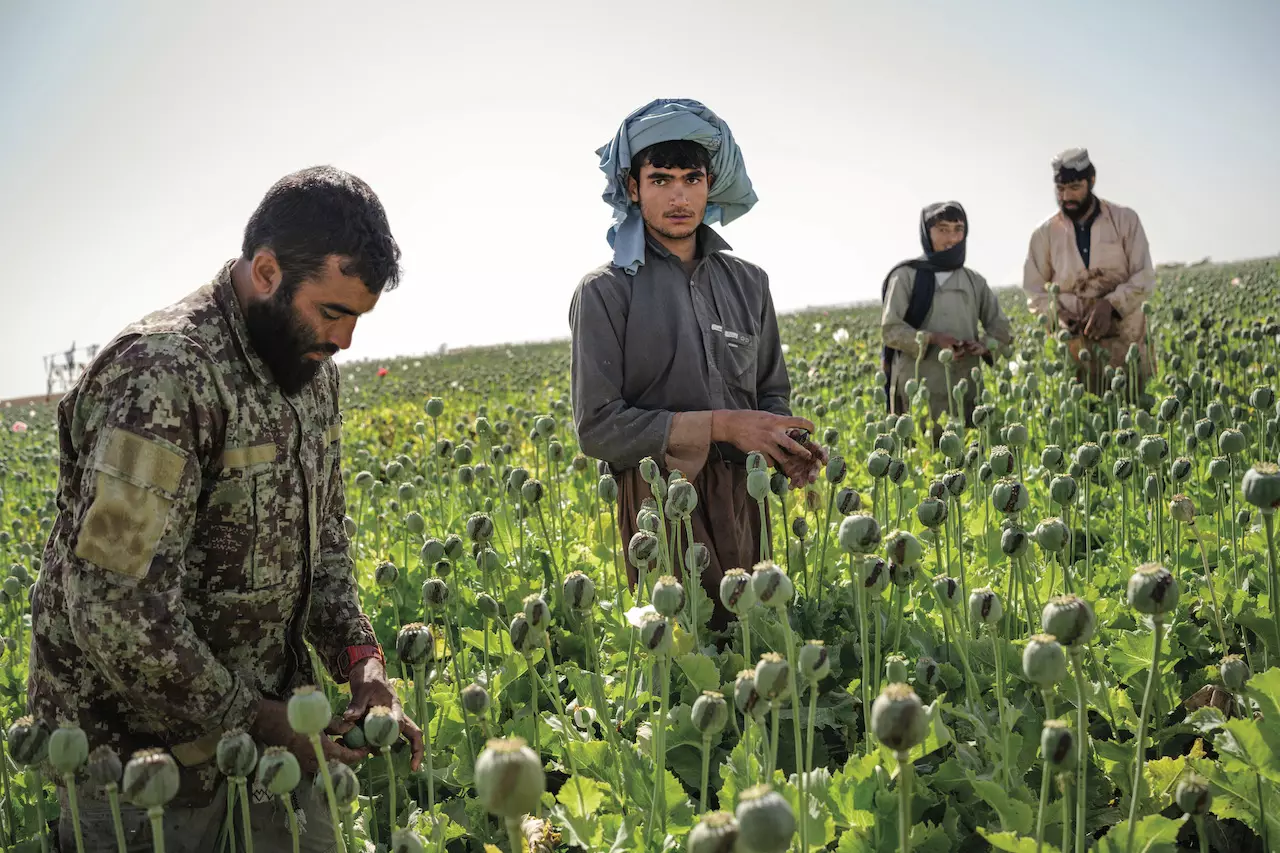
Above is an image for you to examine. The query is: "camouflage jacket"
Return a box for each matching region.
[28,261,376,804]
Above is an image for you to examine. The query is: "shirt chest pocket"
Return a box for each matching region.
[197,443,287,591]
[714,324,758,393]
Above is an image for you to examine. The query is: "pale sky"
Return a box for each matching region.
[2,0,1277,400]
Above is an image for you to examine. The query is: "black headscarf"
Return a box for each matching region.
[880,202,969,408]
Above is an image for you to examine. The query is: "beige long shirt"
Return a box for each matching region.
[881,265,1012,423]
[1022,198,1154,363]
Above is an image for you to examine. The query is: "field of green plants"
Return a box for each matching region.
[1,257,1279,853]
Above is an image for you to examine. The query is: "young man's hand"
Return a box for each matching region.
[931,332,961,351]
[712,411,815,469]
[250,698,368,774]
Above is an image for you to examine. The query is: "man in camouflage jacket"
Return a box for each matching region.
[28,166,423,851]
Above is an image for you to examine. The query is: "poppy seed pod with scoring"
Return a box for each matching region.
[734,670,767,723]
[523,593,551,630]
[885,529,924,566]
[1195,418,1215,442]
[791,517,809,539]
[992,478,1030,514]
[686,542,711,575]
[1127,563,1180,617]
[652,576,687,617]
[769,471,788,498]
[875,433,898,455]
[477,593,500,622]
[461,683,491,717]
[887,458,908,486]
[834,487,861,516]
[1158,396,1181,423]
[754,653,792,701]
[1040,720,1076,770]
[509,614,543,656]
[1041,445,1066,473]
[1033,517,1070,553]
[287,686,332,736]
[931,575,961,608]
[443,534,465,562]
[939,431,963,461]
[1075,443,1102,470]
[1041,595,1097,647]
[692,691,730,736]
[396,622,435,667]
[1170,457,1193,484]
[640,613,674,655]
[362,706,400,750]
[871,684,929,752]
[720,568,757,615]
[867,449,892,479]
[422,578,450,609]
[475,737,545,820]
[746,452,767,474]
[858,555,890,595]
[1113,457,1135,482]
[7,717,48,767]
[798,640,831,682]
[989,446,1015,478]
[87,745,123,791]
[391,830,427,853]
[420,538,446,564]
[839,513,882,553]
[687,811,739,853]
[1022,634,1067,687]
[1006,423,1029,448]
[123,749,181,809]
[944,470,967,497]
[915,656,941,688]
[1243,463,1280,511]
[1220,654,1251,692]
[520,478,545,505]
[894,415,914,440]
[465,512,494,544]
[1138,434,1170,468]
[1001,525,1030,558]
[375,561,399,589]
[667,478,698,517]
[889,561,916,589]
[563,571,596,612]
[1143,474,1161,503]
[215,728,257,779]
[751,562,794,609]
[916,497,948,529]
[425,398,444,419]
[969,587,1003,627]
[628,530,660,569]
[825,456,848,484]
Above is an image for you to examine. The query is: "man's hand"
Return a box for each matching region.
[931,333,961,352]
[250,698,368,774]
[959,340,990,359]
[712,411,815,469]
[779,440,827,489]
[332,657,426,773]
[1083,300,1117,339]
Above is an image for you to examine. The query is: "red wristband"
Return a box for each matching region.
[342,644,385,679]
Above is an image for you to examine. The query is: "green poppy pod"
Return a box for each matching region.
[1041,595,1096,646]
[1220,654,1251,692]
[1023,634,1067,686]
[123,749,181,809]
[1001,525,1030,558]
[870,684,929,752]
[839,513,882,553]
[1169,457,1193,484]
[1218,429,1247,456]
[1243,463,1280,511]
[1040,721,1075,770]
[992,478,1030,514]
[989,446,1015,478]
[751,562,795,609]
[1075,443,1102,470]
[969,587,1003,626]
[867,449,892,479]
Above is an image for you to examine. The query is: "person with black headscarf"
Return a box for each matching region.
[881,201,1013,427]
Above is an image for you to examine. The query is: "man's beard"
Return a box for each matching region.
[1060,191,1097,222]
[243,288,337,395]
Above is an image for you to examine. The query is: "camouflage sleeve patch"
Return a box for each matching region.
[74,472,172,579]
[75,427,189,578]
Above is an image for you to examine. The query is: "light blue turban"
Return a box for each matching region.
[596,98,758,276]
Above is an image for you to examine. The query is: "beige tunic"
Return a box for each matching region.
[1022,198,1155,390]
[881,266,1013,426]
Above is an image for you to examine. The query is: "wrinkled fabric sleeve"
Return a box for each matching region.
[63,336,260,746]
[881,268,928,357]
[1023,225,1055,318]
[755,273,792,418]
[1105,209,1155,318]
[569,273,675,470]
[308,366,378,682]
[974,273,1014,347]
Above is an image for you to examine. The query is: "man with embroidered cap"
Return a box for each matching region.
[569,99,824,628]
[881,201,1012,428]
[1023,147,1155,394]
[28,166,424,851]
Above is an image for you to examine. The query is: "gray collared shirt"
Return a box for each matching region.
[569,226,791,471]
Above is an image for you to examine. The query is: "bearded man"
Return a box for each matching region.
[29,166,423,852]
[1023,147,1155,394]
